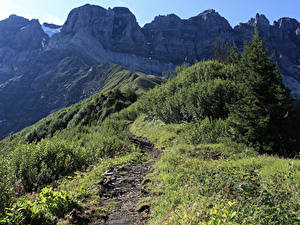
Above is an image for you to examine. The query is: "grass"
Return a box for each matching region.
[56,149,147,224]
[1,145,148,224]
[130,115,300,225]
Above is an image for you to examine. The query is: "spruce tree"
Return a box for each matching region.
[228,29,293,155]
[214,39,223,62]
[227,44,241,64]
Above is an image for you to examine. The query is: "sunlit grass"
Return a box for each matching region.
[131,115,300,225]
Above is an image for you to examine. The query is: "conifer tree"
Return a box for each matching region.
[228,29,293,155]
[227,44,241,64]
[225,42,231,61]
[214,39,223,62]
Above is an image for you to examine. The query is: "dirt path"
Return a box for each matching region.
[92,136,159,225]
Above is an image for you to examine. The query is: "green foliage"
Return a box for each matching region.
[226,44,242,64]
[138,32,297,156]
[0,87,140,214]
[38,187,78,218]
[214,39,223,62]
[0,187,78,225]
[0,162,13,215]
[228,31,294,155]
[139,61,238,123]
[130,116,300,225]
[162,162,299,225]
[19,89,137,143]
[183,117,229,145]
[10,139,86,192]
[0,117,134,216]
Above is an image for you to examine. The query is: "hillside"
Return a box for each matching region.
[0,61,160,139]
[0,34,299,224]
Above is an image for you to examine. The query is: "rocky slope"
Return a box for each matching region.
[48,5,300,79]
[0,4,300,138]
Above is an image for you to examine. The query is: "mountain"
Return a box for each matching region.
[0,4,300,138]
[48,5,300,79]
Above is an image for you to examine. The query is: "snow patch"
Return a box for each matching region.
[147,74,156,77]
[41,38,46,48]
[42,25,61,37]
[281,74,300,99]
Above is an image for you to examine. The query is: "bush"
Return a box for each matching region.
[183,118,229,145]
[139,62,238,124]
[10,139,87,192]
[0,187,78,225]
[38,187,78,218]
[0,161,13,214]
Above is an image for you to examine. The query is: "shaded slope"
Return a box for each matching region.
[0,60,161,139]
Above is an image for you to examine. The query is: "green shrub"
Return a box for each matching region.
[0,202,52,225]
[0,161,13,215]
[10,139,86,192]
[183,118,229,144]
[139,62,238,124]
[0,187,78,225]
[38,187,78,218]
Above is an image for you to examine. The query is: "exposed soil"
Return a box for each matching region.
[67,136,159,225]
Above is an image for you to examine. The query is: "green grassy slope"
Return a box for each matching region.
[131,115,299,224]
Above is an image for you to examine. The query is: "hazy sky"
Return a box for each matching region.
[0,0,299,27]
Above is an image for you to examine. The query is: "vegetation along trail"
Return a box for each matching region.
[79,136,160,225]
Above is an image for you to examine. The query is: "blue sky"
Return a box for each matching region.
[0,0,299,27]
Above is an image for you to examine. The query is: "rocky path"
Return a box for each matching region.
[92,136,159,225]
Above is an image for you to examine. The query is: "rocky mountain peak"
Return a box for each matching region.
[62,4,107,33]
[247,13,270,29]
[195,9,227,23]
[189,9,232,32]
[61,4,141,37]
[143,14,181,30]
[112,7,132,15]
[255,13,270,28]
[0,15,29,32]
[277,17,300,31]
[0,15,46,51]
[197,9,217,19]
[7,14,29,23]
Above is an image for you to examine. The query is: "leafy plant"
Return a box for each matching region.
[0,187,78,225]
[183,117,229,144]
